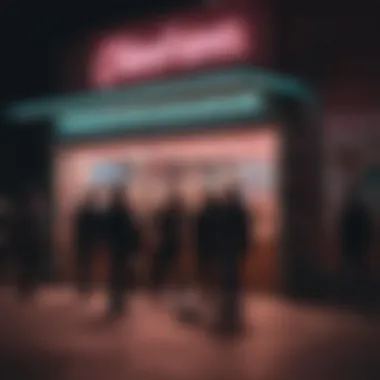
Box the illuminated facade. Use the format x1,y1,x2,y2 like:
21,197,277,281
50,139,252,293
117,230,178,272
5,2,322,292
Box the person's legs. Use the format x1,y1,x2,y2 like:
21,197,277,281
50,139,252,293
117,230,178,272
108,252,127,317
29,246,44,294
356,253,371,302
196,256,215,322
217,254,243,334
342,254,365,300
151,250,171,294
118,254,135,314
172,251,199,320
77,248,92,296
18,252,38,297
18,260,29,296
170,249,186,299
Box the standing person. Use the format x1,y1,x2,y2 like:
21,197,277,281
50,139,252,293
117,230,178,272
216,186,250,335
195,191,223,322
150,190,186,300
105,187,139,318
15,188,46,297
74,190,106,296
339,184,373,294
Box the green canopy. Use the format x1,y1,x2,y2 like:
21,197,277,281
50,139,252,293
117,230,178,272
5,66,314,139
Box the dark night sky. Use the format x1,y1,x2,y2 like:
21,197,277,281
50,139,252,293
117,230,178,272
0,0,378,103
0,0,205,103
0,0,205,194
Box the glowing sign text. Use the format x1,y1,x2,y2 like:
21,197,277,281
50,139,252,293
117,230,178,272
90,11,255,88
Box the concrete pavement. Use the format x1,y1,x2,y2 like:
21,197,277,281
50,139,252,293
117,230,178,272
0,286,379,380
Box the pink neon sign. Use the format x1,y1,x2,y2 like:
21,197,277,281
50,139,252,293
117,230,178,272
88,8,259,88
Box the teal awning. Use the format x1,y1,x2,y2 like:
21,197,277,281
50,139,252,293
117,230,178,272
5,66,314,139
59,92,266,137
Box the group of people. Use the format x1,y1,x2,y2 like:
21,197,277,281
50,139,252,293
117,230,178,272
74,184,251,332
75,188,140,317
0,169,375,335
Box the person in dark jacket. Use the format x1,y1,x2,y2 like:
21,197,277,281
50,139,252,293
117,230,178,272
74,190,106,296
220,188,250,330
105,187,139,317
195,192,222,313
340,185,373,286
214,186,250,334
15,189,46,297
195,185,250,333
150,192,185,295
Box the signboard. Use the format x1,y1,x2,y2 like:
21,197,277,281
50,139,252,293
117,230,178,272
63,3,272,90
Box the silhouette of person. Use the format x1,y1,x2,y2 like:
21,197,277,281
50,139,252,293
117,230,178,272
215,186,250,334
74,190,106,296
105,187,139,317
340,183,373,287
15,187,46,297
150,190,185,296
195,191,222,319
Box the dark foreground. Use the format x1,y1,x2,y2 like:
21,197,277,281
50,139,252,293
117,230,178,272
0,287,379,380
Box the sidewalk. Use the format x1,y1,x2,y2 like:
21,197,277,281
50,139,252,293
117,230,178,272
0,286,379,380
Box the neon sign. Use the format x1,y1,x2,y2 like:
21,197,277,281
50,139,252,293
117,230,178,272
89,9,257,88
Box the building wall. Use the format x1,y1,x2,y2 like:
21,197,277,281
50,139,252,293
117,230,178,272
59,0,273,92
322,76,380,273
53,126,282,291
277,0,379,274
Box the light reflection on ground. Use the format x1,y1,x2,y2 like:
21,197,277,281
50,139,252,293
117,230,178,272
0,287,379,380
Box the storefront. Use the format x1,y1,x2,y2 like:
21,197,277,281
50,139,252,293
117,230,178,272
5,3,321,293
